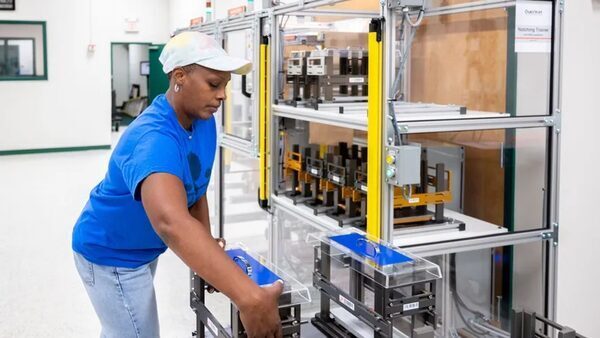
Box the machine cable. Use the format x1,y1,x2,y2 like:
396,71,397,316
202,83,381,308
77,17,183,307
388,1,425,147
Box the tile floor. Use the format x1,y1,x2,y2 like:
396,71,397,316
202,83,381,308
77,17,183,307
0,130,196,337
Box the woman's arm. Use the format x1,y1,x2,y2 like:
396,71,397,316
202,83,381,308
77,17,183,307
189,194,212,234
140,173,282,337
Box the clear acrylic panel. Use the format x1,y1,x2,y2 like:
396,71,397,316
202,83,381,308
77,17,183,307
278,10,371,106
272,204,329,319
201,242,311,335
397,2,553,117
388,127,550,246
223,29,254,141
221,149,269,256
227,242,311,306
308,228,442,288
423,241,547,337
273,207,550,337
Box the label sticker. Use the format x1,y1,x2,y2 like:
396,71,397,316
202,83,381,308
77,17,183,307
207,318,218,336
311,168,318,175
349,77,365,84
332,176,340,183
361,185,368,192
403,302,419,312
408,198,420,204
339,294,355,311
515,1,552,53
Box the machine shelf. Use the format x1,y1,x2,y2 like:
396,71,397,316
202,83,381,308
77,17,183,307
273,103,510,132
272,194,511,254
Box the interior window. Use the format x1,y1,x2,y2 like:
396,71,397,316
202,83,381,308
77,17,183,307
0,22,47,79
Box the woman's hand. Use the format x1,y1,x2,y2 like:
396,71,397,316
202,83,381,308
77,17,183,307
238,281,284,338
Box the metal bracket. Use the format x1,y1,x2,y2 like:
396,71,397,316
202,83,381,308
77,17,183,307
398,123,409,133
387,0,425,10
552,222,559,246
559,0,565,14
541,222,559,246
553,109,562,134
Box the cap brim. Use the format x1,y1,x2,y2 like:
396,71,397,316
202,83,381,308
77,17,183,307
197,56,252,75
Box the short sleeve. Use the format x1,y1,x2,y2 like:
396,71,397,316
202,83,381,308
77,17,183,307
120,132,184,201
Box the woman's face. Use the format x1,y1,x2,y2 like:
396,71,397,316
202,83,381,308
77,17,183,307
176,65,230,120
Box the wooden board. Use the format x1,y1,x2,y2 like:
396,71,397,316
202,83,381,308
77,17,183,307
317,0,380,12
409,8,508,112
404,3,509,226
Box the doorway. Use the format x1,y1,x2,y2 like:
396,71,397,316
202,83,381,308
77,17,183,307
110,42,150,131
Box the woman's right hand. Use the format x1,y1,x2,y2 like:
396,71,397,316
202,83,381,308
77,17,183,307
238,281,284,338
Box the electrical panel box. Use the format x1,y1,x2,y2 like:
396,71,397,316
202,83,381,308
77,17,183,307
307,56,327,75
385,144,421,186
287,51,307,75
388,0,426,9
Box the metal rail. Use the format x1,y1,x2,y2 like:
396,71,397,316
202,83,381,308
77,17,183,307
421,0,516,17
220,135,256,157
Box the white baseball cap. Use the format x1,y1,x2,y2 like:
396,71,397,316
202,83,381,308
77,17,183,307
159,31,252,75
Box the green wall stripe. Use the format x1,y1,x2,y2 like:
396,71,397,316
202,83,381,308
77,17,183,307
0,145,111,156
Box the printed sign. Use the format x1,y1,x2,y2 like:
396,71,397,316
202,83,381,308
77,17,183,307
0,0,15,10
190,17,204,26
339,294,355,311
348,77,365,84
228,5,246,17
403,302,419,312
515,1,553,53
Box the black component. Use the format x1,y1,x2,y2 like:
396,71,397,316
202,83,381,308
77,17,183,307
511,310,586,338
190,272,302,338
369,18,384,42
434,163,445,222
312,242,437,338
339,55,349,95
241,74,252,98
258,189,269,210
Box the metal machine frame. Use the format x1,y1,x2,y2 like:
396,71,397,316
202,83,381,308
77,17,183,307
268,0,563,336
311,241,438,338
190,272,302,338
180,0,564,336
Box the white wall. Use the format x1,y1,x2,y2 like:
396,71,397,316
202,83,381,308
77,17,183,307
557,0,600,336
0,0,170,151
168,0,206,34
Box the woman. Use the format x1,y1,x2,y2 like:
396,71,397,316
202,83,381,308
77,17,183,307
72,31,282,338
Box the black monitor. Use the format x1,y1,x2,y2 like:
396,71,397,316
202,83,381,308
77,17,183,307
140,61,150,76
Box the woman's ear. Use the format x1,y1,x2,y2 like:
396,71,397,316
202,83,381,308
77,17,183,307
172,68,186,85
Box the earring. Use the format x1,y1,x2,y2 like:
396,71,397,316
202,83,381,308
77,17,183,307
174,84,181,93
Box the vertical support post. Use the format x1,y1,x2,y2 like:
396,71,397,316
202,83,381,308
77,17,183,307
231,303,244,337
258,35,270,208
319,242,332,316
349,259,364,302
196,275,206,338
367,18,384,240
547,0,565,323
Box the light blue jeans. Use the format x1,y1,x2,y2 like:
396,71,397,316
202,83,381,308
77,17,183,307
74,252,160,338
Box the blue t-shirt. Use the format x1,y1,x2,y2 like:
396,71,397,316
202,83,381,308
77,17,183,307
72,94,217,268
